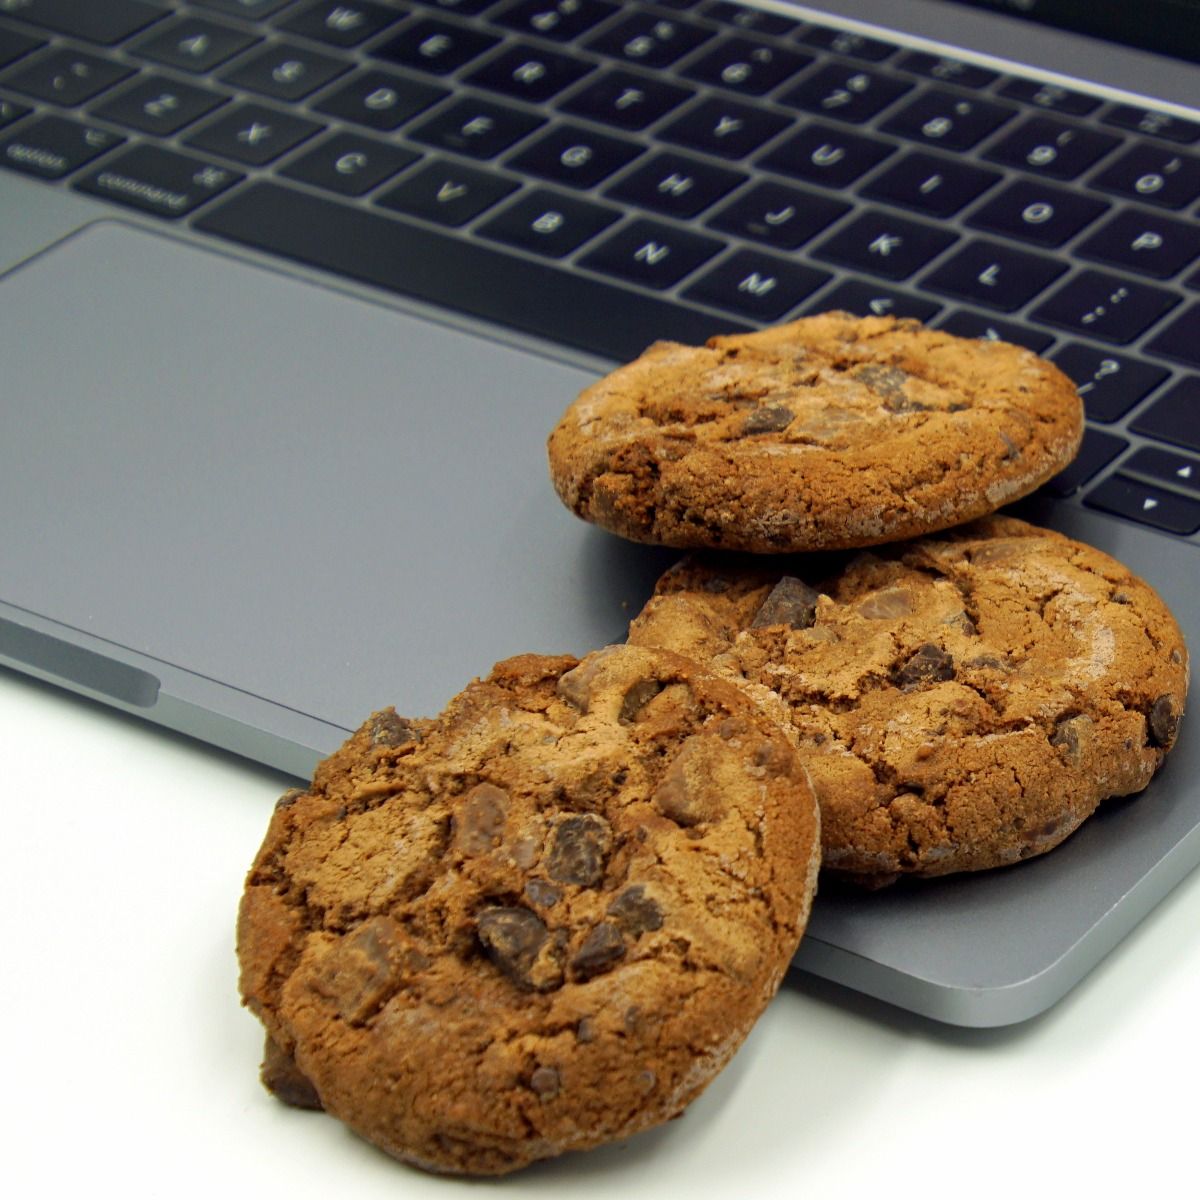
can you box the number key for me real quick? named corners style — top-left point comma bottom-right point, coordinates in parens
top-left (585, 12), bottom-right (713, 68)
top-left (1089, 144), bottom-right (1200, 209)
top-left (984, 115), bottom-right (1121, 179)
top-left (779, 63), bottom-right (911, 124)
top-left (681, 35), bottom-right (812, 95)
top-left (880, 88), bottom-right (1016, 151)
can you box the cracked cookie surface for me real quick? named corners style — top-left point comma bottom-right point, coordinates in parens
top-left (547, 312), bottom-right (1083, 553)
top-left (237, 645), bottom-right (820, 1175)
top-left (627, 516), bottom-right (1188, 884)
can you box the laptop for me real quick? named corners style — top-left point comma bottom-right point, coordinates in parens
top-left (2, 0), bottom-right (1198, 1028)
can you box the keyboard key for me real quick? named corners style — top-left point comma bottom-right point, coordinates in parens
top-left (682, 248), bottom-right (830, 320)
top-left (313, 70), bottom-right (448, 132)
top-left (860, 151), bottom-right (1000, 217)
top-left (0, 96), bottom-right (31, 129)
top-left (1146, 304), bottom-right (1200, 368)
top-left (193, 0), bottom-right (293, 17)
top-left (465, 43), bottom-right (593, 104)
top-left (921, 239), bottom-right (1067, 311)
top-left (1043, 428), bottom-right (1127, 497)
top-left (91, 76), bottom-right (229, 137)
top-left (0, 113), bottom-right (122, 179)
top-left (1129, 376), bottom-right (1200, 451)
top-left (700, 1), bottom-right (799, 37)
top-left (408, 0), bottom-right (499, 14)
top-left (75, 144), bottom-right (241, 217)
top-left (2, 0), bottom-right (164, 45)
top-left (130, 17), bottom-right (260, 74)
top-left (493, 0), bottom-right (618, 41)
top-left (579, 218), bottom-right (723, 289)
top-left (585, 12), bottom-right (713, 68)
top-left (185, 103), bottom-right (324, 166)
top-left (373, 18), bottom-right (501, 75)
top-left (1085, 474), bottom-right (1200, 535)
top-left (893, 51), bottom-right (998, 90)
top-left (779, 63), bottom-right (911, 124)
top-left (707, 179), bottom-right (849, 249)
top-left (221, 42), bottom-right (350, 102)
top-left (1124, 445), bottom-right (1200, 495)
top-left (280, 131), bottom-right (419, 196)
top-left (797, 26), bottom-right (896, 62)
top-left (4, 49), bottom-right (134, 106)
top-left (757, 122), bottom-right (894, 188)
top-left (803, 280), bottom-right (940, 322)
top-left (997, 77), bottom-right (1099, 117)
top-left (1048, 344), bottom-right (1169, 422)
top-left (880, 88), bottom-right (1016, 152)
top-left (606, 150), bottom-right (745, 220)
top-left (1088, 144), bottom-right (1200, 209)
top-left (277, 1), bottom-right (403, 48)
top-left (659, 96), bottom-right (791, 160)
top-left (1031, 269), bottom-right (1179, 344)
top-left (1101, 105), bottom-right (1200, 145)
top-left (965, 179), bottom-right (1108, 246)
top-left (813, 209), bottom-right (957, 281)
top-left (935, 311), bottom-right (1054, 353)
top-left (558, 69), bottom-right (692, 131)
top-left (478, 187), bottom-right (619, 257)
top-left (409, 97), bottom-right (544, 158)
top-left (505, 122), bottom-right (643, 189)
top-left (197, 181), bottom-right (733, 360)
top-left (984, 116), bottom-right (1121, 180)
top-left (681, 35), bottom-right (812, 95)
top-left (376, 158), bottom-right (518, 225)
top-left (1076, 209), bottom-right (1200, 279)
top-left (0, 26), bottom-right (44, 69)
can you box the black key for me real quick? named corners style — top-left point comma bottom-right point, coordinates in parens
top-left (193, 1), bottom-right (293, 17)
top-left (1043, 428), bottom-right (1127, 497)
top-left (605, 150), bottom-right (745, 220)
top-left (1129, 376), bottom-right (1200, 451)
top-left (813, 209), bottom-right (957, 282)
top-left (936, 311), bottom-right (1054, 353)
top-left (185, 103), bottom-right (324, 167)
top-left (997, 77), bottom-right (1099, 117)
top-left (707, 179), bottom-right (849, 250)
top-left (506, 123), bottom-right (642, 189)
top-left (860, 151), bottom-right (1000, 217)
top-left (0, 97), bottom-right (31, 129)
top-left (797, 26), bottom-right (896, 62)
top-left (221, 42), bottom-right (350, 102)
top-left (1031, 270), bottom-right (1179, 344)
top-left (966, 179), bottom-right (1108, 247)
top-left (880, 88), bottom-right (1016, 152)
top-left (1125, 445), bottom-right (1200, 495)
top-left (757, 122), bottom-right (894, 189)
top-left (409, 97), bottom-right (544, 158)
top-left (682, 248), bottom-right (830, 320)
top-left (984, 116), bottom-right (1121, 180)
top-left (372, 18), bottom-right (501, 75)
top-left (91, 76), bottom-right (228, 137)
top-left (408, 0), bottom-right (497, 13)
top-left (1076, 210), bottom-right (1200, 279)
top-left (1085, 474), bottom-right (1200, 534)
top-left (893, 51), bottom-right (998, 90)
top-left (1049, 344), bottom-right (1169, 423)
top-left (493, 0), bottom-right (618, 40)
top-left (1146, 304), bottom-right (1200, 369)
top-left (466, 43), bottom-right (594, 104)
top-left (131, 18), bottom-right (260, 74)
top-left (558, 69), bottom-right (692, 132)
top-left (1102, 105), bottom-right (1200, 145)
top-left (681, 35), bottom-right (812, 96)
top-left (803, 280), bottom-right (940, 322)
top-left (700, 2), bottom-right (799, 37)
top-left (1, 0), bottom-right (164, 45)
top-left (1088, 144), bottom-right (1200, 210)
top-left (779, 63), bottom-right (911, 124)
top-left (195, 181), bottom-right (733, 360)
top-left (277, 1), bottom-right (403, 48)
top-left (478, 188), bottom-right (619, 257)
top-left (313, 70), bottom-right (448, 132)
top-left (280, 131), bottom-right (419, 196)
top-left (921, 239), bottom-right (1067, 311)
top-left (75, 144), bottom-right (241, 217)
top-left (376, 158), bottom-right (517, 225)
top-left (585, 12), bottom-right (713, 69)
top-left (0, 113), bottom-right (122, 179)
top-left (580, 218), bottom-right (723, 289)
top-left (0, 26), bottom-right (43, 69)
top-left (659, 96), bottom-right (790, 160)
top-left (5, 49), bottom-right (134, 106)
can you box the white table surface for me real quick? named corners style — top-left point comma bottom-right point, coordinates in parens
top-left (4, 665), bottom-right (1198, 1199)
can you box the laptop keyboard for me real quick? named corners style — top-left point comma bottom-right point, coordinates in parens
top-left (2, 0), bottom-right (1199, 540)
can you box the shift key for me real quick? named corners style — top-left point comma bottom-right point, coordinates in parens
top-left (74, 145), bottom-right (242, 218)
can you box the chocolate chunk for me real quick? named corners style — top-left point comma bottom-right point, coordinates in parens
top-left (368, 709), bottom-right (419, 748)
top-left (894, 643), bottom-right (956, 688)
top-left (742, 405), bottom-right (794, 435)
top-left (1149, 694), bottom-right (1179, 749)
top-left (477, 906), bottom-right (559, 991)
top-left (653, 737), bottom-right (725, 827)
top-left (545, 814), bottom-right (612, 887)
top-left (524, 878), bottom-right (561, 908)
top-left (314, 915), bottom-right (403, 1024)
top-left (555, 655), bottom-right (606, 713)
top-left (1050, 713), bottom-right (1092, 764)
top-left (453, 782), bottom-right (509, 856)
top-left (607, 884), bottom-right (663, 934)
top-left (529, 1066), bottom-right (561, 1098)
top-left (750, 576), bottom-right (819, 630)
top-left (571, 921), bottom-right (626, 980)
top-left (260, 1035), bottom-right (323, 1111)
top-left (619, 677), bottom-right (663, 723)
top-left (856, 364), bottom-right (922, 412)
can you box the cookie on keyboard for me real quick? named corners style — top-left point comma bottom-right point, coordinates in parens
top-left (237, 645), bottom-right (820, 1175)
top-left (547, 313), bottom-right (1083, 553)
top-left (627, 516), bottom-right (1188, 885)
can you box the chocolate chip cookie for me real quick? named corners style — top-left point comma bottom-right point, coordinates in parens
top-left (237, 645), bottom-right (820, 1175)
top-left (627, 516), bottom-right (1188, 885)
top-left (547, 313), bottom-right (1083, 553)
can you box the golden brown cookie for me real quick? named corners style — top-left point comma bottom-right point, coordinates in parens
top-left (627, 516), bottom-right (1188, 885)
top-left (237, 646), bottom-right (820, 1176)
top-left (547, 313), bottom-right (1083, 553)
